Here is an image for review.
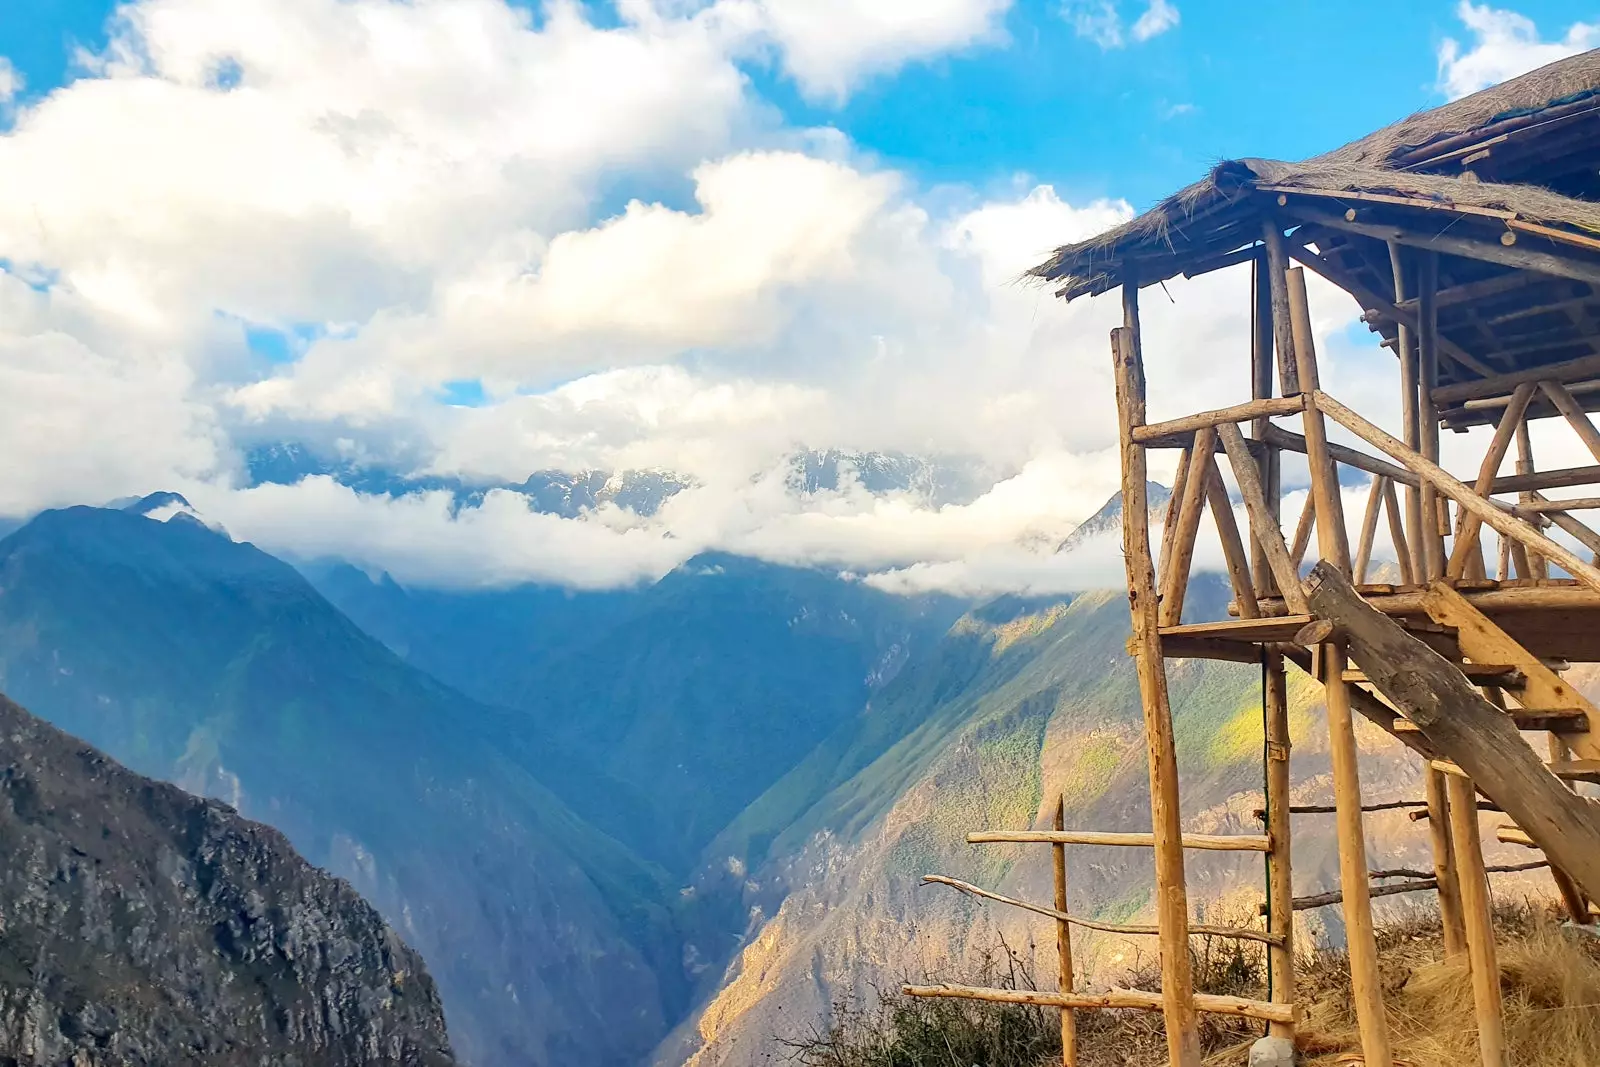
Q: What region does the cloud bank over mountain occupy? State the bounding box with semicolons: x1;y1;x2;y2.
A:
0;0;1587;593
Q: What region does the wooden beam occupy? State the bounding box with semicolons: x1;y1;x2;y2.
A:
1290;490;1317;572
1289;266;1391;1067
1205;458;1261;619
1110;310;1202;1067
1355;476;1386;584
1390;242;1428;583
1284;206;1600;287
1304;563;1600;904
1514;497;1600;513
1446;769;1506;1067
1289;878;1441;911
1263;649;1295;1038
1159;426;1216;627
1262;424;1419;489
1289;238;1496;378
1425;765;1469;956
1263;222;1298;394
1250;251;1281;597
1447;382;1537;578
1383;478;1418;586
1218;422;1310;614
1132;397;1304;444
1420;582;1600;762
1540;379;1600;464
967;829;1272;851
922;875;1283;946
1491;463;1600;495
1418;251;1446;580
1052;798;1077;1067
1313;391;1600;597
1513;421;1544;579
901;984;1297;1026
1433;352;1600;406
1159;447;1193;591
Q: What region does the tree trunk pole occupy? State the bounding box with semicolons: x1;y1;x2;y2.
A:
1388;241;1426;581
1446;772;1507;1067
1514;420;1545;578
1418;251;1446;579
1053;796;1077;1067
1111;296;1202;1067
1263;650;1295;1038
1287;266;1392;1067
1250;250;1282;597
1424;766;1469;956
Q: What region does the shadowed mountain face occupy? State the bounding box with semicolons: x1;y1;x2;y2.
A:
309;554;965;869
0;506;678;1067
0;691;457;1067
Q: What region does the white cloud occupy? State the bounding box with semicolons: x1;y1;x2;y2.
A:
0;0;1419;598
1061;0;1177;49
1437;2;1600;100
1062;1;1124;48
1130;0;1179;43
726;0;1014;102
0;58;21;104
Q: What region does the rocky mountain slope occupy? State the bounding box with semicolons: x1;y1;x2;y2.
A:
0;503;675;1067
656;552;1555;1065
0;691;456;1067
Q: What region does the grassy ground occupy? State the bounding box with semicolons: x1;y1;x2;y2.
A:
785;901;1600;1066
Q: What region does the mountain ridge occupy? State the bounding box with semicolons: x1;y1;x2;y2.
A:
0;690;458;1067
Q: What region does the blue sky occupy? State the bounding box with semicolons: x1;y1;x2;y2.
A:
0;0;1596;590
5;0;1597;210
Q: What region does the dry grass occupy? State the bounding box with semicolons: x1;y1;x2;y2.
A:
1291;901;1600;1067
787;901;1600;1067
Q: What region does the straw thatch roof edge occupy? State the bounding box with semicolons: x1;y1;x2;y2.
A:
1030;49;1600;294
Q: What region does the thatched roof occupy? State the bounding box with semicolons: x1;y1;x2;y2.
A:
1030;49;1600;299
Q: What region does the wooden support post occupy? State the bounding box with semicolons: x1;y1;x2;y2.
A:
1218;423;1309;614
1160;448;1193;584
1111;310;1202;1067
1251;250;1280;596
1205;458;1260;619
1160;427;1216;627
1546;734;1594;925
1446;771;1507;1067
1541;379;1600;463
1287;266;1391;1067
1382;478;1417;586
1263;650;1295;1038
1290;491;1317;572
1419;251;1446;580
1447;383;1536;578
1390;242;1427;581
1053;797;1077;1067
1304;564;1600;902
1354;476;1386;584
1262;222;1298;395
1425;766;1469;957
1514;421;1545;579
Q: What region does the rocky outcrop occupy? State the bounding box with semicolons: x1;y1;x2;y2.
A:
0;692;457;1067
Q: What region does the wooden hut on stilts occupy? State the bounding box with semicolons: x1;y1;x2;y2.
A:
905;50;1600;1067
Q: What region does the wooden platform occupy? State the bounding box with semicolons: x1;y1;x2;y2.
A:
1193;579;1600;663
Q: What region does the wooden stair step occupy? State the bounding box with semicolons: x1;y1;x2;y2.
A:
1435;758;1600;783
1549;760;1600;784
1344;664;1525;687
1391;708;1590;733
